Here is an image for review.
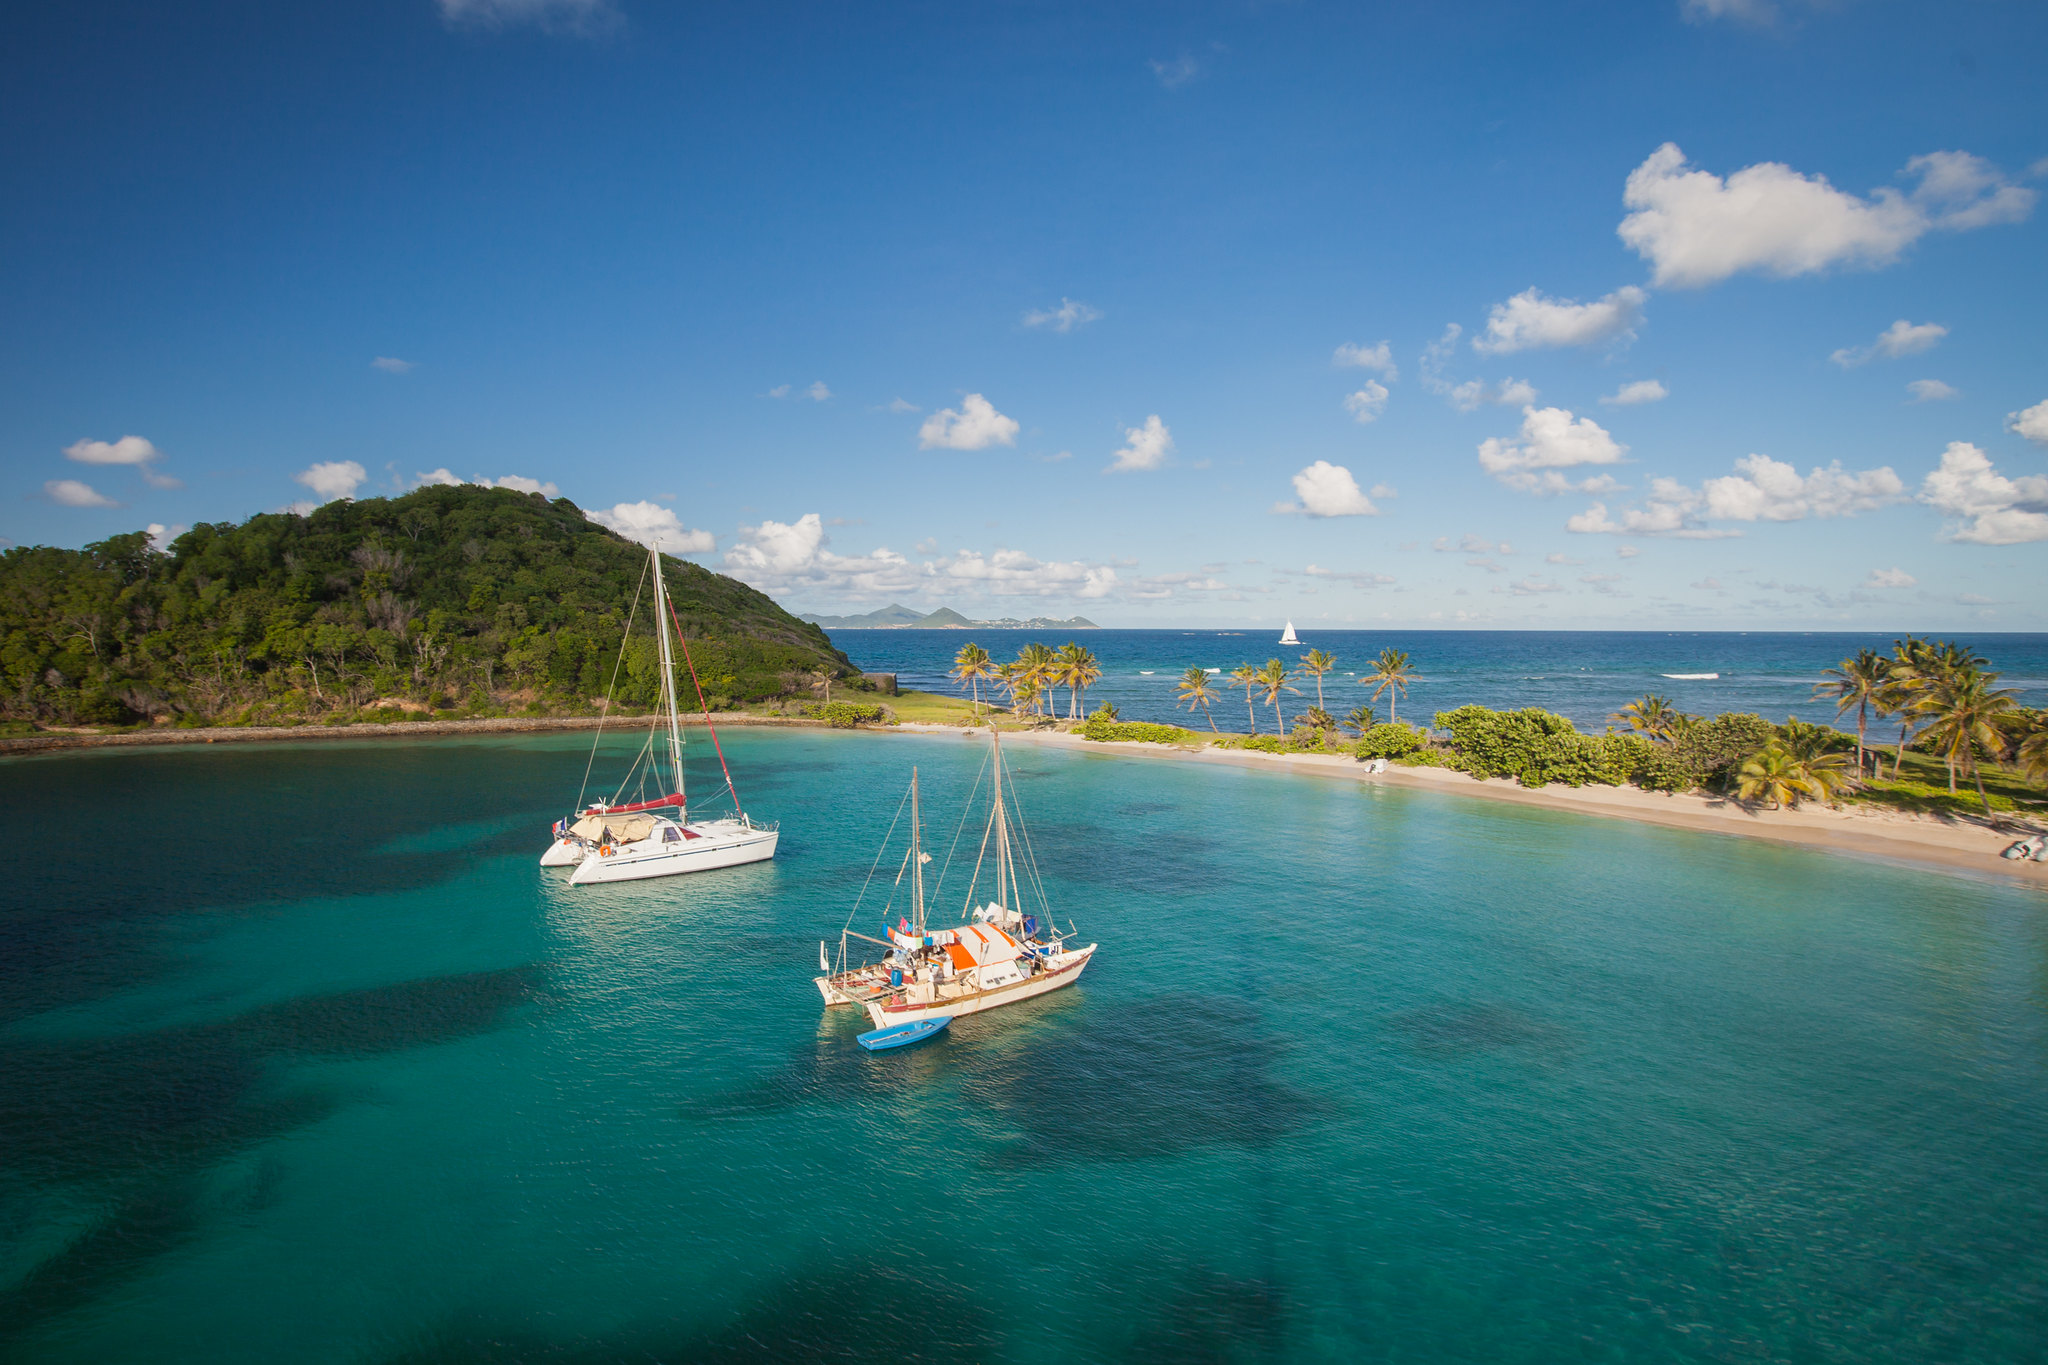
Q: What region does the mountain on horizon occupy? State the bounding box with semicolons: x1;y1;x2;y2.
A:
798;603;1099;630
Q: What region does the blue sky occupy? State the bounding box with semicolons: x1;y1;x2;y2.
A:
3;0;2044;628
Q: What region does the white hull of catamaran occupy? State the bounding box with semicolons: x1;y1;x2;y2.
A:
567;824;779;885
539;838;585;868
858;944;1096;1028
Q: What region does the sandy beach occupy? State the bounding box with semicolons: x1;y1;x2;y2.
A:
8;713;2043;888
897;723;2048;889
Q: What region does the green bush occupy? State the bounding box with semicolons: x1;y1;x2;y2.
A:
1355;722;1424;759
1082;716;1195;744
1671;712;1775;788
1433;705;1628;787
807;701;887;728
1215;734;1294;754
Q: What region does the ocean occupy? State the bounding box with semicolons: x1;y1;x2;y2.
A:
3;728;2044;1362
830;629;2048;730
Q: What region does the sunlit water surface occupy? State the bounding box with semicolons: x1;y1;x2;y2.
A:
2;729;2045;1363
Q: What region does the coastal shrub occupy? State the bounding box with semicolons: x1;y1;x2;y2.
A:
1354;722;1424;760
1081;716;1195;745
1607;733;1692;792
1088;702;1122;723
1216;734;1294;755
1671;712;1775;788
807;701;887;728
1433;705;1628;788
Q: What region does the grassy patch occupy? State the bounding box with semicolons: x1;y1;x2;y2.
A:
879;689;982;724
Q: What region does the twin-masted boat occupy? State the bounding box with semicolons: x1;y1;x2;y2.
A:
539;543;777;885
816;731;1096;1029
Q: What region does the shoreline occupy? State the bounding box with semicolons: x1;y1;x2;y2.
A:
8;712;2043;888
896;723;2048;889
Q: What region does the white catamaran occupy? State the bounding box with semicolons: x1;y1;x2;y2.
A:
539;543;777;885
815;730;1096;1028
1278;620;1300;645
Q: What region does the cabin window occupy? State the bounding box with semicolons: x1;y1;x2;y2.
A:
662;827;681;843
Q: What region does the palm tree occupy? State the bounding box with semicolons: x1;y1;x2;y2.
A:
1255;658;1298;735
1176;665;1220;732
1344;705;1376;737
1913;663;2019;811
1737;740;1852;809
1813;649;1889;776
1298;648;1336;710
1610;693;1680;741
1229;663;1261;734
1055;642;1101;719
1364;648;1415;725
951;642;994;717
1016;643;1057;718
1302;706;1336;738
2018;726;2048;788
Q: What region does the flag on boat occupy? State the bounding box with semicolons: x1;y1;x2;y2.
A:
552;818;566;837
899;917;910;933
819;941;829;972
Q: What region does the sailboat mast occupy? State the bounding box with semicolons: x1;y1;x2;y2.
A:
992;731;1009;912
910;768;925;935
650;544;687;804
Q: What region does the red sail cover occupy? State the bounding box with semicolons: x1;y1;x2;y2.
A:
586;793;685;815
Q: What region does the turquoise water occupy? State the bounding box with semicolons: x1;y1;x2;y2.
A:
3;729;2046;1363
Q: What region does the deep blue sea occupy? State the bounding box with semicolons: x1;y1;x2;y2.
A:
832;630;2048;730
3;728;2045;1362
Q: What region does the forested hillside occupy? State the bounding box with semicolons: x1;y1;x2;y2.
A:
0;485;858;728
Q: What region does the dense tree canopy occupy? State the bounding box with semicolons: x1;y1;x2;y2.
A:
0;485;855;727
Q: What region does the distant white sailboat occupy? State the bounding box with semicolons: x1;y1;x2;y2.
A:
1278;620;1300;645
538;542;778;885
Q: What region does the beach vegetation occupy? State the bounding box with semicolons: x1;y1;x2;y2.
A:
806;701;888;728
1229;663;1262;734
1255;659;1298;735
1299;648;1336;709
1175;665;1221;731
1364;649;1416;724
1054;642;1102;719
1735;740;1853;809
950;642;995;717
1610;693;1681;742
1344;705;1375;737
1813;649;1890;775
1081;713;1196;744
1354;722;1425;760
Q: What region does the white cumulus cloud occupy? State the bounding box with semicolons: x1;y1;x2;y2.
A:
371;356;413;374
1477;407;1629;494
65;434;181;488
1601;379;1668;406
1830;319;1948;367
1473;286;1647;354
1863;567;1916;589
1343;382;1389;424
45;479;116;508
586;502;715;554
2008;399;2048;446
1277;461;1380;518
416;468;463;487
722;513;1120;602
918;394;1020;451
1106;415;1173;473
1918;441;2048;545
295;460;368;503
1907;379;1959;403
1023;299;1102;333
485;475;561;497
1570;453;1903;537
145;522;188;552
1333;340;1397;378
437;0;617;33
804;380;831;402
1618;143;2035;288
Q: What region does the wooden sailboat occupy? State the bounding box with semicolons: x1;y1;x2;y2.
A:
539;542;777;884
814;730;1096;1028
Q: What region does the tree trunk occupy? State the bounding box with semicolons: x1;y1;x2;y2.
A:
1272;699;1284;735
1856;704;1867;776
1315;677;1325;708
1205;703;1218;733
1246;695;1256;734
1972;761;1993;817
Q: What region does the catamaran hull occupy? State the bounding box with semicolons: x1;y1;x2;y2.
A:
567;826;779;885
539;838;585;868
857;945;1096;1028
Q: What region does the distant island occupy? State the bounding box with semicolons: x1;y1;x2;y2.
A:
799;603;1100;631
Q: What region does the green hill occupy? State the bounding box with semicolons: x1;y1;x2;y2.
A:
0;485;858;728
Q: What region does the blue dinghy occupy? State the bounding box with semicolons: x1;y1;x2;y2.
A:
857;1016;951;1052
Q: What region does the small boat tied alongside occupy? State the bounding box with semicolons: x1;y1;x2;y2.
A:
857;1017;951;1052
815;730;1097;1037
538;541;778;886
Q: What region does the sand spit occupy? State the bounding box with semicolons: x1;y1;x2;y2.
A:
896;723;2048;889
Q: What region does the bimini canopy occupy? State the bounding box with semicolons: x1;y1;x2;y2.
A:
943;923;1022;971
570;812;660;844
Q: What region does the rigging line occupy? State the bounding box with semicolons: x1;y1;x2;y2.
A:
843;781;915;938
926;746;992;910
610;729;656;808
575;556;648;816
960;794;998;922
662;588;743;811
1005;760;1055;923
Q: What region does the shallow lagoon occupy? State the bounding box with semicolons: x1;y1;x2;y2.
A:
3;728;2045;1362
